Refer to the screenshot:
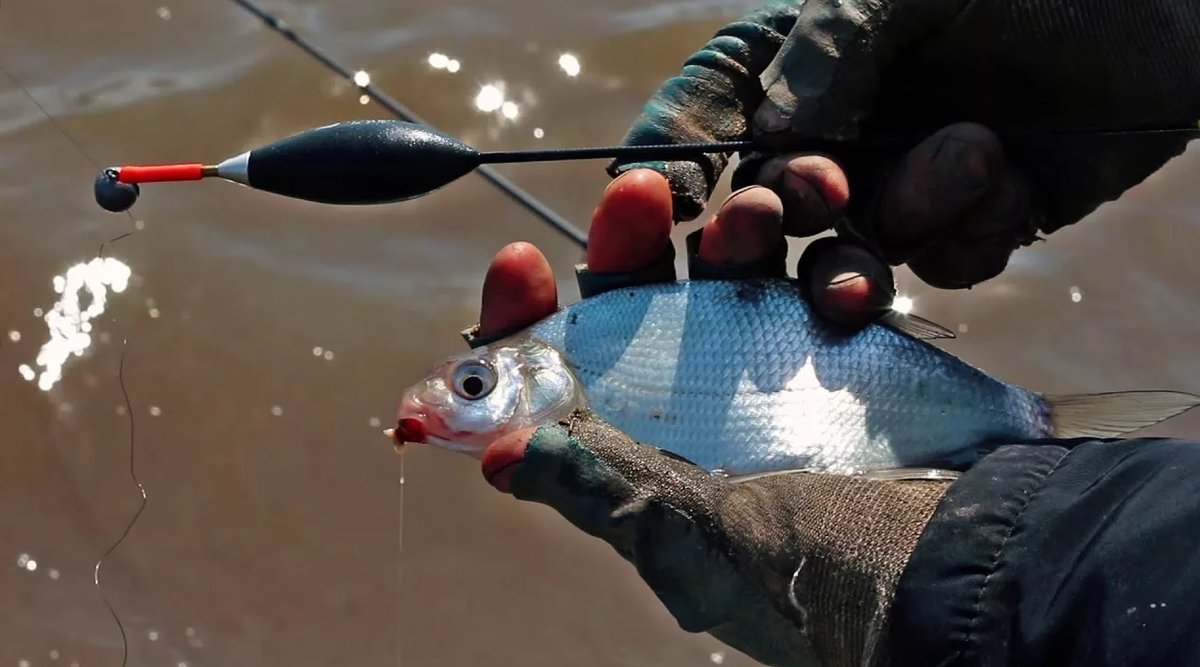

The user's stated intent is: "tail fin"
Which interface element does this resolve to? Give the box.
[1046,391,1200,438]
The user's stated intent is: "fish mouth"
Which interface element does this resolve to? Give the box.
[394,417,428,444]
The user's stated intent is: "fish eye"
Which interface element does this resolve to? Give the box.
[452,360,497,400]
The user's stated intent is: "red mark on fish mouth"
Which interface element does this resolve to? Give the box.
[395,417,428,444]
[481,429,532,494]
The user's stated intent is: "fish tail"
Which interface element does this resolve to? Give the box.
[1044,391,1200,439]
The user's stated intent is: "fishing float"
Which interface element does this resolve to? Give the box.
[92,119,765,213]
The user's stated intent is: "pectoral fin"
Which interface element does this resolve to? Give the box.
[879,311,956,340]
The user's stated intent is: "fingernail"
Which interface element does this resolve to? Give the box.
[603,169,636,194]
[724,185,761,202]
[828,271,866,287]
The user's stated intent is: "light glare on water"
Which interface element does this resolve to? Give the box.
[558,53,582,77]
[25,257,131,391]
[474,83,504,112]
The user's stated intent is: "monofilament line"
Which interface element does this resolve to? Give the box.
[94,344,147,667]
[396,450,406,667]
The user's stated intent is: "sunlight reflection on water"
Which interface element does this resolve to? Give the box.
[23,256,130,391]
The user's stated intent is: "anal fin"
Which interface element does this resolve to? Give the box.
[1047,391,1200,438]
[725,467,962,484]
[859,468,962,482]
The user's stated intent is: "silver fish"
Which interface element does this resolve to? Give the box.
[394,279,1200,475]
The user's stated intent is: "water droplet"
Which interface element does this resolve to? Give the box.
[368,417,382,428]
[533,128,544,139]
[18,365,35,381]
[558,53,581,77]
[149,406,162,417]
[116,405,127,416]
[19,659,31,667]
[33,307,44,317]
[147,630,159,641]
[957,323,969,334]
[710,652,725,664]
[270,406,284,417]
[25,559,38,572]
[1069,286,1083,303]
[148,308,160,319]
[891,295,914,314]
[427,53,449,69]
[16,553,29,567]
[500,101,520,120]
[8,330,20,342]
[323,350,334,361]
[312,346,323,356]
[353,70,370,87]
[446,60,461,73]
[48,568,59,580]
[134,220,146,230]
[358,94,370,105]
[156,6,171,20]
[185,627,196,637]
[48,650,59,660]
[178,662,188,667]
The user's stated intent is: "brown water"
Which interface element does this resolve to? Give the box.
[2,1,1200,666]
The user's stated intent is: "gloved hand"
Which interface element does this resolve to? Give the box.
[463,171,956,667]
[607,0,1200,293]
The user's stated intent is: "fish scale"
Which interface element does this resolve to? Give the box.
[527,279,1045,474]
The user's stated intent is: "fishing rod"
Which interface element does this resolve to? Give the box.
[93,119,1200,214]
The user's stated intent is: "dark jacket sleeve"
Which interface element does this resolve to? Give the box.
[891,437,1200,666]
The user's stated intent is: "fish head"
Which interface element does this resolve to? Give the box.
[394,338,580,457]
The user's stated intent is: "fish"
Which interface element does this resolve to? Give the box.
[393,278,1200,476]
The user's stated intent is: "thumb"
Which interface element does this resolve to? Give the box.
[482,413,719,524]
[754,1,960,142]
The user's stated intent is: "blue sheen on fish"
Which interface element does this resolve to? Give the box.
[395,279,1200,475]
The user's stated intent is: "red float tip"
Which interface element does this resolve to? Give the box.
[116,163,213,184]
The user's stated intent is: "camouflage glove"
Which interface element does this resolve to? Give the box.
[496,410,950,667]
[610,0,1200,286]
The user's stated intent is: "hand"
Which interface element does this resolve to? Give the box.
[608,0,1199,291]
[469,170,953,666]
[477,168,894,338]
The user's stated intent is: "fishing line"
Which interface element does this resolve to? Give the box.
[396,451,406,667]
[93,343,146,667]
[1,54,144,667]
[227,0,589,248]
